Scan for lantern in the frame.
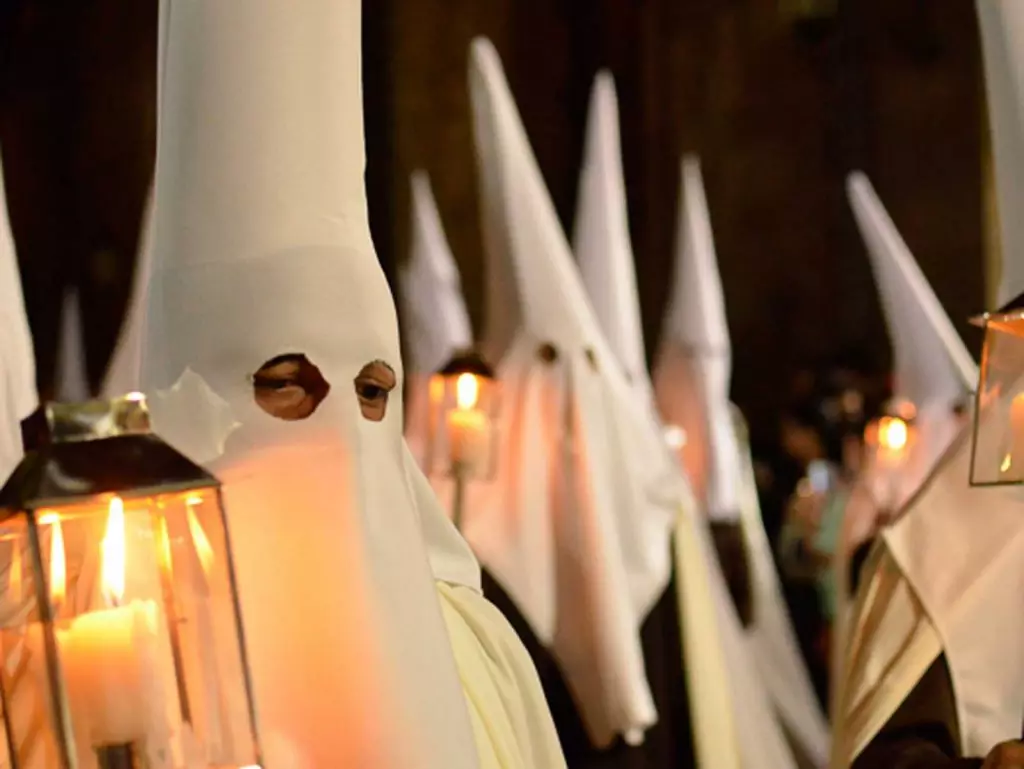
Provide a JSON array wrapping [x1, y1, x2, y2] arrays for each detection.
[[426, 351, 500, 527], [969, 298, 1024, 485], [0, 394, 261, 769]]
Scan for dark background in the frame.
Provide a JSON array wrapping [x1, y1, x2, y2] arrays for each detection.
[[0, 0, 988, 444]]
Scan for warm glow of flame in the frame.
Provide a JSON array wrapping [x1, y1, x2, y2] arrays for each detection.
[[101, 497, 127, 606], [50, 519, 66, 609], [878, 416, 909, 452], [664, 425, 687, 450], [1002, 453, 1013, 474], [186, 501, 215, 576], [157, 515, 173, 573], [456, 373, 480, 410]]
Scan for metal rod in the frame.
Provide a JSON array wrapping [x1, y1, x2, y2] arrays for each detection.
[[25, 516, 77, 769], [451, 462, 467, 531], [150, 515, 193, 727]]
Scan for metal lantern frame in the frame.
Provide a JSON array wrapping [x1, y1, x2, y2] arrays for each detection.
[[968, 294, 1024, 487], [0, 395, 262, 769]]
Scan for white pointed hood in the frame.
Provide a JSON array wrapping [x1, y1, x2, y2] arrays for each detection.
[[0, 148, 35, 480], [468, 38, 680, 747], [55, 288, 90, 402], [104, 191, 154, 397], [653, 157, 743, 522], [143, 2, 482, 766], [400, 172, 473, 376], [978, 0, 1024, 306], [573, 72, 650, 398], [847, 172, 977, 507]]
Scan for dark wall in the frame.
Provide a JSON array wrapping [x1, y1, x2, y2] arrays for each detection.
[[0, 0, 984, 439]]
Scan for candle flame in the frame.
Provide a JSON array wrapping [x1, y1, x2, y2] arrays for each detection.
[[49, 518, 66, 610], [186, 501, 215, 576], [101, 497, 127, 606], [456, 373, 479, 410], [157, 515, 173, 573], [878, 416, 909, 452], [1002, 453, 1013, 474]]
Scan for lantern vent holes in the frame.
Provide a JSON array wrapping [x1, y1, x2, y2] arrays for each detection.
[[252, 353, 331, 421], [354, 360, 397, 422]]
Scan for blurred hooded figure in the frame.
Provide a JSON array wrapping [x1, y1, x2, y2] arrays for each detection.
[[459, 40, 699, 766], [140, 2, 563, 767], [651, 154, 826, 767], [831, 2, 1024, 767]]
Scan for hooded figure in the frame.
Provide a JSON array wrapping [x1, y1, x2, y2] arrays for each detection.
[[847, 173, 976, 516], [141, 3, 562, 767], [55, 288, 90, 403], [651, 156, 825, 767], [0, 148, 36, 479], [466, 40, 683, 752], [831, 3, 1024, 766], [399, 171, 474, 467], [834, 174, 976, 714], [104, 191, 154, 398]]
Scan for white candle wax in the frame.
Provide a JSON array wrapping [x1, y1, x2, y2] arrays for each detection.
[[448, 409, 489, 475], [60, 600, 160, 746]]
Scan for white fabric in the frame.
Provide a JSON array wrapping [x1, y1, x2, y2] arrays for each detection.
[[55, 288, 90, 403], [0, 149, 37, 427], [978, 0, 1024, 305], [468, 38, 679, 747], [142, 2, 486, 766], [833, 423, 1024, 766], [573, 73, 650, 401], [847, 173, 975, 509], [654, 157, 744, 522], [735, 410, 831, 768], [104, 190, 154, 397], [399, 172, 473, 467]]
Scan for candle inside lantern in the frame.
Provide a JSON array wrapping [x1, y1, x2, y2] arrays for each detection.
[[1002, 392, 1024, 475], [877, 416, 909, 467], [57, 497, 162, 748], [447, 373, 490, 476]]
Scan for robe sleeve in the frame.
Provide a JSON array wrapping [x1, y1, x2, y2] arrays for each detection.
[[853, 654, 982, 769]]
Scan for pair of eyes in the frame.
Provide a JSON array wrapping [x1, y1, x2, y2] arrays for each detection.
[[251, 356, 396, 422]]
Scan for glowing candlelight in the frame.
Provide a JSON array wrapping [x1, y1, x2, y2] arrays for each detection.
[[447, 373, 490, 474], [59, 496, 161, 748], [1002, 392, 1024, 475]]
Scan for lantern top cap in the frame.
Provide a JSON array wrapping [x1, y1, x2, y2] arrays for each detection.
[[971, 291, 1024, 333], [436, 349, 497, 380], [46, 393, 151, 444]]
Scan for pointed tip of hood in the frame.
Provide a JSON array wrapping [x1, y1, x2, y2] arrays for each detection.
[[470, 36, 501, 83], [847, 172, 977, 406]]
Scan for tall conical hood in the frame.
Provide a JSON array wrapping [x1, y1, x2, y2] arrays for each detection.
[[55, 288, 90, 402], [573, 72, 649, 395], [847, 173, 977, 408], [144, 3, 482, 766], [469, 37, 680, 747], [104, 190, 154, 397], [977, 0, 1024, 305], [399, 172, 473, 376], [0, 149, 36, 423], [654, 156, 742, 521], [470, 39, 606, 360]]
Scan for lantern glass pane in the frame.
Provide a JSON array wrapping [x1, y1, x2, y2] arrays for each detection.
[[426, 373, 500, 480], [3, 490, 259, 768], [971, 318, 1024, 485], [0, 514, 70, 768]]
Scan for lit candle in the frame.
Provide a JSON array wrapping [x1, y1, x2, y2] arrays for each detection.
[[58, 498, 162, 749], [447, 373, 490, 476], [1004, 392, 1024, 476]]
